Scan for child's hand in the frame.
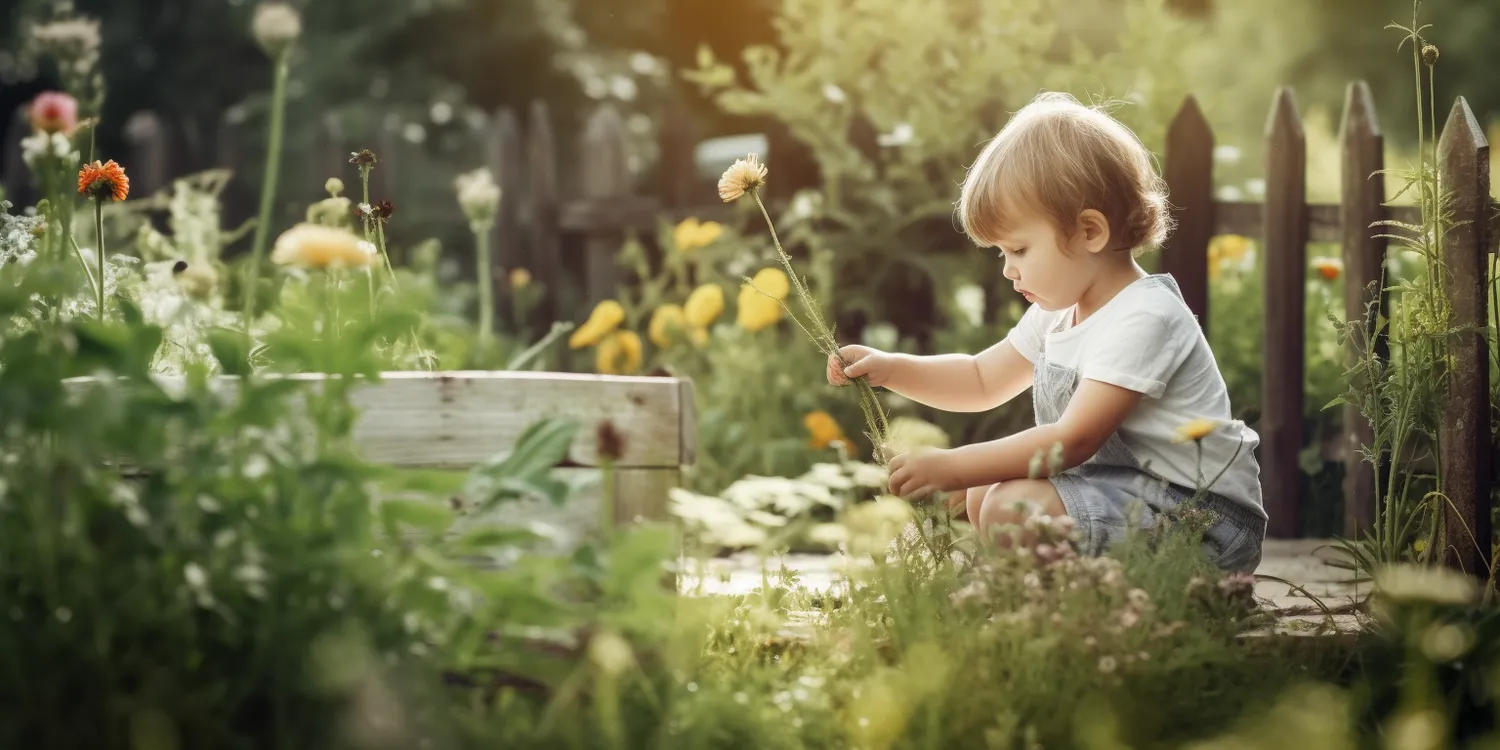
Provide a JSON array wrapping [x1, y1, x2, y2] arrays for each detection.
[[887, 448, 959, 499], [827, 345, 895, 388]]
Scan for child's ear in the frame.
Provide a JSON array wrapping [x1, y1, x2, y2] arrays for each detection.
[[1077, 209, 1111, 254]]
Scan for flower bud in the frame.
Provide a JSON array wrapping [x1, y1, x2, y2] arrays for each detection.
[[252, 2, 302, 59]]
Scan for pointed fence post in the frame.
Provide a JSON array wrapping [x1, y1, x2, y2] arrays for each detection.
[[1262, 87, 1308, 539], [1338, 80, 1388, 540], [485, 108, 524, 291], [1160, 95, 1214, 332], [579, 105, 630, 307], [123, 111, 170, 198], [1436, 96, 1492, 577], [528, 101, 564, 326]]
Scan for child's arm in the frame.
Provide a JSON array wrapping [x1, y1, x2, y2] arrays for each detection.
[[828, 339, 1033, 413], [886, 378, 1144, 497]]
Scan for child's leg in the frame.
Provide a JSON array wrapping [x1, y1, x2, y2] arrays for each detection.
[[975, 479, 1069, 548], [962, 484, 993, 523]]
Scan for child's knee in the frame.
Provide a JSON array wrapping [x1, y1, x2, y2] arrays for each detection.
[[977, 479, 1068, 546], [964, 485, 991, 522]]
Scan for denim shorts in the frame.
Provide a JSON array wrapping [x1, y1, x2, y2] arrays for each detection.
[[1050, 463, 1267, 573]]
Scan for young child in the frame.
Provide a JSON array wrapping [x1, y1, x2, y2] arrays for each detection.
[[826, 92, 1266, 573]]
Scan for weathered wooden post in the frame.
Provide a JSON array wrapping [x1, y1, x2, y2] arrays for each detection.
[[579, 105, 630, 307], [1436, 96, 1492, 576], [315, 111, 347, 188], [1338, 80, 1388, 539], [528, 101, 564, 327], [1262, 87, 1308, 538], [484, 108, 523, 300], [1160, 95, 1215, 332], [2, 107, 30, 207], [123, 111, 170, 198]]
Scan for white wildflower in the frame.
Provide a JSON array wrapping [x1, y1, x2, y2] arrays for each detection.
[[454, 168, 501, 227], [954, 283, 986, 326]]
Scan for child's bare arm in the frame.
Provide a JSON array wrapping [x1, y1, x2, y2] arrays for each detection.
[[828, 340, 1033, 413], [886, 378, 1144, 497]]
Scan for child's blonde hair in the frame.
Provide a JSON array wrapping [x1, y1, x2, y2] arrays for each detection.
[[957, 92, 1173, 257]]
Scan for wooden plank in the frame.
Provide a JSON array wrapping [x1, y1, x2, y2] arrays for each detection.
[[1214, 201, 1428, 243], [67, 371, 693, 469], [1338, 81, 1388, 539], [1436, 96, 1493, 577], [579, 105, 630, 306], [1160, 95, 1215, 331], [614, 468, 678, 526], [1262, 87, 1308, 539]]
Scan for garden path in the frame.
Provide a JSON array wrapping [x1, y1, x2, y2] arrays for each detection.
[[679, 538, 1369, 638]]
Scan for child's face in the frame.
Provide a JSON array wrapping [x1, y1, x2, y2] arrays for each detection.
[[992, 212, 1106, 312]]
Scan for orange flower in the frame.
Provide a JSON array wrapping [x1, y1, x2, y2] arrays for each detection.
[[805, 410, 847, 450], [1313, 257, 1342, 281], [77, 160, 129, 202]]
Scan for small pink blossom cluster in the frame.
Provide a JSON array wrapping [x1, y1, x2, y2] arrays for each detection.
[[29, 91, 79, 135]]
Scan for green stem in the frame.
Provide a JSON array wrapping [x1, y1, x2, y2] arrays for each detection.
[[242, 55, 291, 340], [93, 199, 104, 319], [476, 225, 494, 344], [67, 233, 98, 302]]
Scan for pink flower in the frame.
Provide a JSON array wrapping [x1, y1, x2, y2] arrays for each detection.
[[29, 91, 78, 135]]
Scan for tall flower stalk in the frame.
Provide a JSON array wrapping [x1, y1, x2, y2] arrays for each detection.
[[718, 154, 892, 463], [76, 159, 129, 318], [242, 2, 301, 340], [456, 168, 502, 345]]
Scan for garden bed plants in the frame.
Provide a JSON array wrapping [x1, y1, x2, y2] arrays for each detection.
[[3, 0, 1500, 747]]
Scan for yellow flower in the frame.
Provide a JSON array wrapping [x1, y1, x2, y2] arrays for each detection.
[[1172, 418, 1226, 444], [717, 153, 767, 202], [673, 218, 724, 253], [1208, 234, 1251, 282], [747, 267, 790, 301], [269, 223, 376, 270], [683, 284, 725, 328], [737, 284, 783, 331], [1313, 257, 1342, 281], [569, 299, 625, 349], [648, 304, 689, 348], [596, 330, 643, 375], [805, 410, 846, 449], [509, 267, 532, 289]]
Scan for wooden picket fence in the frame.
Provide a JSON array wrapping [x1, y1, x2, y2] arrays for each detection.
[[3, 81, 1496, 572]]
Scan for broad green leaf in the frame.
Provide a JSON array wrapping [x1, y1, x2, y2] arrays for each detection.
[[207, 329, 251, 376]]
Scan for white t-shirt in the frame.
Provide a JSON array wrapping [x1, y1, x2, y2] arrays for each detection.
[[1005, 274, 1266, 519]]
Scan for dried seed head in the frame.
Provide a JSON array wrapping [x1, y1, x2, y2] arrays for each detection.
[[1422, 44, 1439, 66], [349, 149, 378, 167], [595, 419, 626, 462]]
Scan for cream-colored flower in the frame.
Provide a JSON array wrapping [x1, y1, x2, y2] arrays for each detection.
[[717, 154, 767, 202], [270, 223, 376, 270], [1374, 564, 1480, 607], [454, 168, 501, 226]]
